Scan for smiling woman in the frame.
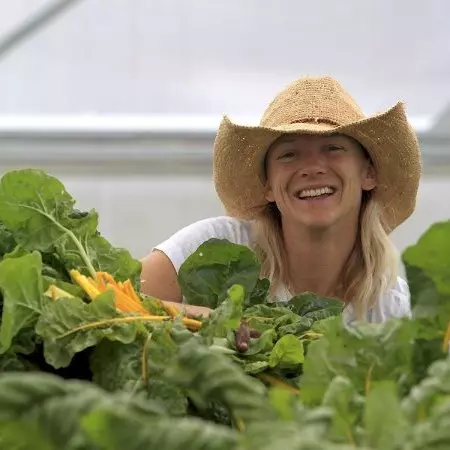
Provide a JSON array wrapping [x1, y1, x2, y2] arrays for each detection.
[[140, 75, 422, 324]]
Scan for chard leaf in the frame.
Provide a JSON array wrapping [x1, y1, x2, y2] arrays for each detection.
[[164, 338, 276, 423], [403, 220, 450, 298], [241, 421, 349, 450], [0, 169, 141, 287], [244, 328, 276, 356], [402, 357, 450, 423], [246, 277, 270, 307], [0, 372, 164, 449], [0, 169, 80, 254], [322, 376, 362, 444], [363, 381, 408, 449], [82, 409, 238, 450], [91, 339, 187, 416], [59, 232, 142, 288], [178, 239, 261, 308], [0, 251, 43, 353], [0, 222, 17, 258], [200, 284, 245, 342], [35, 292, 140, 368], [0, 350, 29, 372], [0, 421, 56, 450], [300, 316, 415, 405], [286, 292, 344, 320], [268, 334, 304, 369]]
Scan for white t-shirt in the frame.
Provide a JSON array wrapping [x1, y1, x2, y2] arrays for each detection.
[[154, 216, 412, 324]]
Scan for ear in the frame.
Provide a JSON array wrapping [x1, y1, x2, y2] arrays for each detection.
[[265, 184, 275, 202], [362, 163, 377, 191]]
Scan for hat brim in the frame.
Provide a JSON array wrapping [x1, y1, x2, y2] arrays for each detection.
[[212, 102, 422, 232]]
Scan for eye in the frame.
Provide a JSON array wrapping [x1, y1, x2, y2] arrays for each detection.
[[327, 144, 345, 152], [277, 150, 296, 160]]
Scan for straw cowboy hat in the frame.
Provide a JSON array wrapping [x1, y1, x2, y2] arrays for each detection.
[[212, 75, 422, 232]]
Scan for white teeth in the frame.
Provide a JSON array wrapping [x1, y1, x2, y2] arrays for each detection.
[[298, 186, 333, 198]]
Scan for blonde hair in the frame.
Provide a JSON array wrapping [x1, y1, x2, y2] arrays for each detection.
[[250, 193, 399, 321]]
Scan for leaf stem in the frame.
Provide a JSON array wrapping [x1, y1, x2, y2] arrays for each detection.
[[55, 314, 202, 340], [19, 203, 97, 278], [140, 332, 153, 384], [365, 362, 375, 396], [256, 373, 300, 394]]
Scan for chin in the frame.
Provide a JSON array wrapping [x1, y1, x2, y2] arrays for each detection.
[[294, 213, 338, 231]]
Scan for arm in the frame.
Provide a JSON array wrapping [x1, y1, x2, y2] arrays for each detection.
[[140, 250, 212, 318]]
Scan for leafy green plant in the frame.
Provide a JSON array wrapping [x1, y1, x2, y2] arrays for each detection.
[[1, 169, 450, 449]]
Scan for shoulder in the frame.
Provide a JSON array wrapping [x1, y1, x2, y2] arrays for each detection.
[[369, 276, 412, 323], [152, 216, 252, 272], [160, 216, 252, 244]]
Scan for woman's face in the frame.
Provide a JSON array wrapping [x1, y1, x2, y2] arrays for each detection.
[[264, 133, 376, 231]]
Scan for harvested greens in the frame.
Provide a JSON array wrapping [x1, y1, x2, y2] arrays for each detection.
[[1, 168, 450, 449]]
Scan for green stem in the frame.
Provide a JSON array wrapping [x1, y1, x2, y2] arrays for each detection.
[[66, 229, 96, 278]]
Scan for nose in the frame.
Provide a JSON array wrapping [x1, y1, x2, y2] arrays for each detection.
[[298, 149, 327, 177]]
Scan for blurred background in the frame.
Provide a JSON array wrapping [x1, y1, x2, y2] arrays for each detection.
[[0, 0, 449, 263]]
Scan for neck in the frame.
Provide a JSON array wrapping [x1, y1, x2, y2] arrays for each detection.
[[281, 219, 359, 299]]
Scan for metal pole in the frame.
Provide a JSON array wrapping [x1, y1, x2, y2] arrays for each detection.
[[0, 0, 86, 61]]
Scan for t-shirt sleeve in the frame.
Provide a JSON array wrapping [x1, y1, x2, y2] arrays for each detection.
[[153, 216, 251, 273], [387, 276, 412, 319]]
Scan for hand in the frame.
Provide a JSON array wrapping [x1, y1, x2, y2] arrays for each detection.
[[160, 300, 212, 319]]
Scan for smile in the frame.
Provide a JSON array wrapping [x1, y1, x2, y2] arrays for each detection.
[[295, 186, 336, 200]]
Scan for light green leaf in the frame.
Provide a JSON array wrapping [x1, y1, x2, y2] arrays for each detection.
[[0, 251, 43, 353], [200, 284, 245, 342], [403, 220, 450, 298], [35, 292, 140, 368], [82, 409, 238, 450], [322, 376, 361, 444], [269, 334, 304, 369], [363, 381, 408, 449]]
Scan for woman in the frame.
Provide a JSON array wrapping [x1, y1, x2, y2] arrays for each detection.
[[140, 75, 422, 323]]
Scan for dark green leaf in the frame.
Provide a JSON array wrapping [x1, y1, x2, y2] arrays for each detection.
[[287, 292, 343, 320], [178, 239, 261, 308]]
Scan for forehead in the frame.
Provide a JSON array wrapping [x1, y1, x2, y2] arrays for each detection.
[[271, 133, 356, 147]]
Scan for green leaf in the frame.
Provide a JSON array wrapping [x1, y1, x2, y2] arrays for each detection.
[[0, 351, 29, 372], [0, 371, 164, 449], [164, 338, 276, 423], [246, 277, 270, 307], [286, 292, 344, 320], [0, 251, 43, 353], [322, 376, 362, 444], [268, 334, 304, 369], [59, 233, 142, 288], [402, 357, 450, 423], [91, 339, 188, 416], [82, 408, 238, 450], [178, 239, 261, 308], [0, 421, 56, 450], [403, 220, 450, 298], [200, 284, 245, 342], [363, 380, 408, 449], [35, 292, 140, 368], [0, 169, 141, 287], [0, 170, 76, 252], [299, 316, 415, 405], [0, 222, 17, 258]]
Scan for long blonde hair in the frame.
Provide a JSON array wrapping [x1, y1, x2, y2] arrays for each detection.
[[250, 192, 399, 320]]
